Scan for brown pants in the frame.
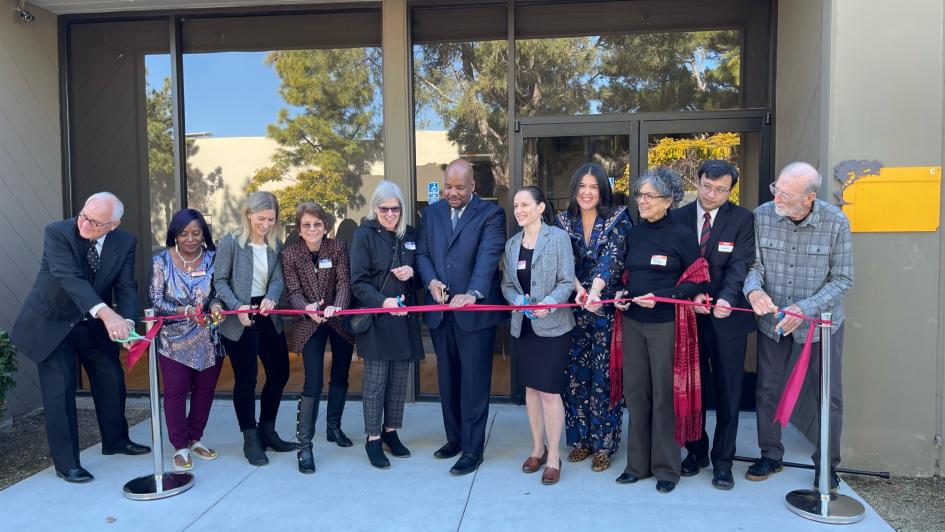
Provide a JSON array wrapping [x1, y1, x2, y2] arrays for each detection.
[[621, 317, 680, 483]]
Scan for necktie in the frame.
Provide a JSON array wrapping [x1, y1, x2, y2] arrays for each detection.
[[87, 240, 100, 280], [451, 209, 459, 230], [699, 212, 712, 256]]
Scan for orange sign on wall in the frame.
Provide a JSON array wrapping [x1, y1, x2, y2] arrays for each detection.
[[839, 166, 941, 232]]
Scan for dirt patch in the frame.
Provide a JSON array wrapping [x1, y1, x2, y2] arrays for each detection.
[[842, 474, 945, 531]]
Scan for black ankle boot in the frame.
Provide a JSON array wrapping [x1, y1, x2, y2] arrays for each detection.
[[296, 396, 317, 474], [241, 428, 269, 466], [365, 438, 390, 469], [326, 385, 353, 447], [381, 430, 411, 457], [259, 421, 297, 452]]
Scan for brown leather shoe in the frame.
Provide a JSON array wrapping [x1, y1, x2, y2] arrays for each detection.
[[541, 459, 561, 485], [522, 446, 548, 473], [567, 447, 590, 463]]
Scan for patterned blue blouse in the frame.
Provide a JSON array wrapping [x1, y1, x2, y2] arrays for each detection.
[[149, 250, 221, 371]]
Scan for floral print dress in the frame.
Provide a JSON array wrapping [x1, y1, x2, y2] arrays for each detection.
[[556, 207, 632, 455]]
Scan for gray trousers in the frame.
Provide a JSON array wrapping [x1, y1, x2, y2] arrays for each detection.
[[756, 323, 844, 467], [622, 317, 680, 482], [362, 359, 410, 436]]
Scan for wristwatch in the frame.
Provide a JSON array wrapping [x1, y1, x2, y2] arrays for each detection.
[[466, 290, 484, 299]]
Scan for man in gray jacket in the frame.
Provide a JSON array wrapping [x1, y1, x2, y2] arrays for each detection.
[[742, 162, 854, 492]]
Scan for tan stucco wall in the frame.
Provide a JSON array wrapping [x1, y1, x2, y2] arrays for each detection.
[[778, 0, 945, 475]]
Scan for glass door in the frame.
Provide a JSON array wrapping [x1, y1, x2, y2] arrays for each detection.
[[512, 112, 770, 406]]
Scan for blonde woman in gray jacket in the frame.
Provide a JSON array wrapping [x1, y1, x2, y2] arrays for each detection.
[[214, 191, 294, 466], [502, 186, 576, 485]]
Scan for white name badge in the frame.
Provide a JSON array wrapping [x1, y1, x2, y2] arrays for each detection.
[[517, 260, 527, 270], [318, 258, 333, 269], [190, 270, 207, 278], [650, 255, 668, 267], [718, 241, 735, 253], [404, 241, 416, 251]]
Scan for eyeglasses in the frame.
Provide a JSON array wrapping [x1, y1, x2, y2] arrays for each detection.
[[377, 206, 402, 214], [768, 183, 795, 201], [699, 181, 732, 195], [78, 212, 113, 229], [299, 222, 325, 231], [634, 192, 667, 202]]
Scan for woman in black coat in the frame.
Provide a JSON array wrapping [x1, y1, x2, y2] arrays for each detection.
[[350, 180, 423, 469]]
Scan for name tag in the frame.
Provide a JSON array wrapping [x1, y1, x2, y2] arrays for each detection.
[[718, 242, 735, 253], [318, 259, 333, 269], [190, 270, 207, 278], [404, 241, 416, 251], [517, 260, 527, 270], [650, 255, 668, 267]]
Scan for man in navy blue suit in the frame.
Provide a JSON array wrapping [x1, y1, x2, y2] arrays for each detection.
[[417, 159, 506, 476], [671, 160, 756, 490]]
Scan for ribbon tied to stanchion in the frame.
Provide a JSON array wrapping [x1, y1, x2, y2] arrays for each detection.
[[120, 295, 830, 431]]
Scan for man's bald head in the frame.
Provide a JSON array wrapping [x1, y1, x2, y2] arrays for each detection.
[[444, 158, 475, 208]]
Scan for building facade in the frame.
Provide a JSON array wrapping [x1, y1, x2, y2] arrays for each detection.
[[0, 0, 942, 476]]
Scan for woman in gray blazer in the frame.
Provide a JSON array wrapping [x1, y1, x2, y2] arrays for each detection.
[[501, 186, 576, 485], [214, 191, 294, 466]]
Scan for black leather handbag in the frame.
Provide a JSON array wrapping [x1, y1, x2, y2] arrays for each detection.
[[343, 239, 398, 335]]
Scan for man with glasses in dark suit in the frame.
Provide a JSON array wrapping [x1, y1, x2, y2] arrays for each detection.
[[12, 192, 150, 483], [671, 160, 756, 490]]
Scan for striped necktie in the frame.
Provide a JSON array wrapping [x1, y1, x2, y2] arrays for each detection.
[[699, 212, 712, 256]]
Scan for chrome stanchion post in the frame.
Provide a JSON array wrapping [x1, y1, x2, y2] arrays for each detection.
[[785, 312, 865, 524], [123, 309, 195, 500]]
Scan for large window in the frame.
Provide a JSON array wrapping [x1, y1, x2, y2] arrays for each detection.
[[67, 10, 384, 395], [412, 4, 512, 397]]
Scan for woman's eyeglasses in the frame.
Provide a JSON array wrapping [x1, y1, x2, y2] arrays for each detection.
[[299, 222, 325, 231], [377, 206, 402, 214], [633, 192, 667, 202]]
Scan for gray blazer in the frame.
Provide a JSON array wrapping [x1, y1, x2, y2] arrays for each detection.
[[213, 232, 285, 341], [501, 222, 575, 338]]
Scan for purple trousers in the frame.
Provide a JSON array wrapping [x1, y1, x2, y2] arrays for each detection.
[[159, 355, 223, 450]]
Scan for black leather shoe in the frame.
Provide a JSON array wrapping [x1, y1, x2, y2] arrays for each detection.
[[326, 427, 354, 448], [365, 438, 391, 470], [434, 441, 461, 459], [745, 456, 783, 481], [615, 471, 642, 484], [680, 452, 709, 477], [712, 469, 735, 490], [449, 453, 483, 476], [102, 441, 151, 456], [813, 468, 841, 492], [656, 480, 677, 493], [56, 467, 94, 483], [381, 430, 411, 457]]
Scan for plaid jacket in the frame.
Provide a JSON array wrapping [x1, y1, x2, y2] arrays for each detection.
[[281, 236, 354, 352], [743, 199, 854, 342]]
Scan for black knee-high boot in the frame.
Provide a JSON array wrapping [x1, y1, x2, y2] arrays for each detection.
[[326, 385, 352, 447], [296, 396, 317, 474]]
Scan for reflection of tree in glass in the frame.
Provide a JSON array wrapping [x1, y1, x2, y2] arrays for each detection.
[[247, 48, 383, 224], [614, 132, 741, 203], [598, 31, 740, 112], [147, 77, 223, 232]]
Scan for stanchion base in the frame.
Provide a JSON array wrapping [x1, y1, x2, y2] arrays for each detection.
[[785, 489, 866, 524], [123, 472, 194, 501]]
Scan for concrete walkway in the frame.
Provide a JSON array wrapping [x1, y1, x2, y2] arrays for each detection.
[[1, 400, 891, 531]]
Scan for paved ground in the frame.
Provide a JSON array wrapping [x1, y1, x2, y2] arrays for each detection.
[[0, 400, 891, 531]]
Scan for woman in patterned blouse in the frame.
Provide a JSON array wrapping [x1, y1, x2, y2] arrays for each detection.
[[555, 163, 632, 473], [149, 208, 225, 472]]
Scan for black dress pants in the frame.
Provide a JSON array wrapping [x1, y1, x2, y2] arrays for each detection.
[[37, 321, 129, 471], [223, 315, 290, 431], [430, 313, 496, 456], [684, 315, 748, 472]]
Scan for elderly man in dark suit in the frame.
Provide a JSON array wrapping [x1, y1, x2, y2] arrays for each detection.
[[417, 158, 507, 476], [670, 160, 756, 490], [12, 192, 149, 483]]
